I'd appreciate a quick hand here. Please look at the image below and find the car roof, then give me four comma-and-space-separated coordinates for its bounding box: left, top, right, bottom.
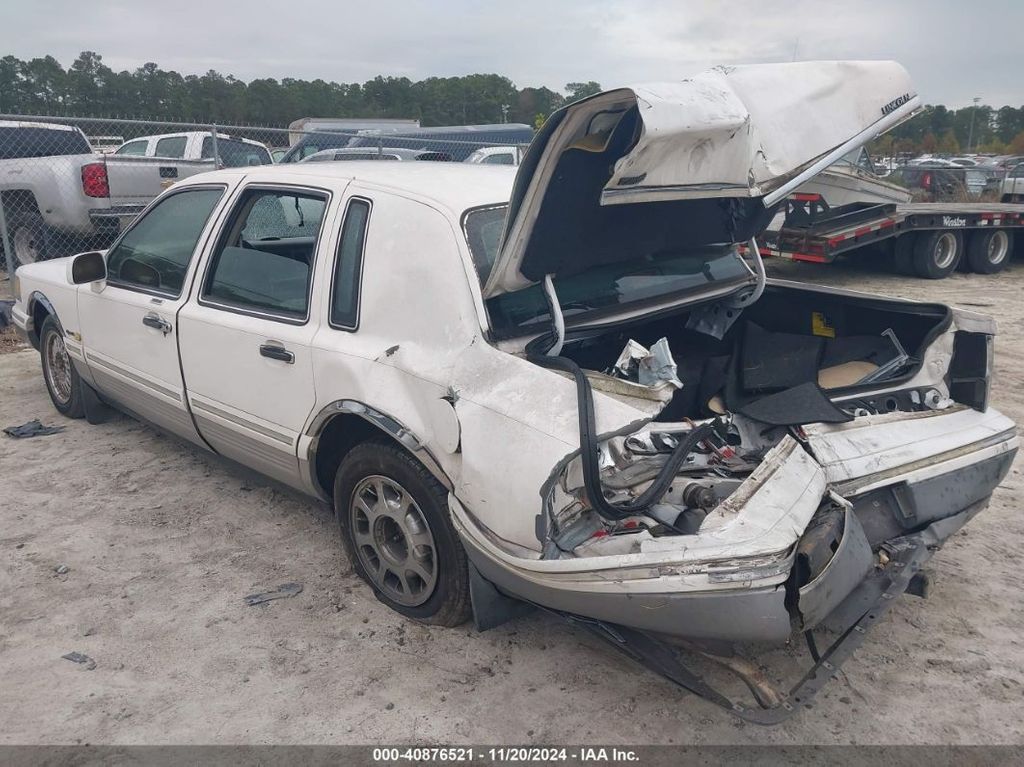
127, 131, 265, 145
304, 147, 441, 160
0, 120, 78, 132
190, 162, 516, 215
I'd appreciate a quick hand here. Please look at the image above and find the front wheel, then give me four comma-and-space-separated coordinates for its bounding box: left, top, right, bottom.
966, 229, 1014, 274
912, 230, 963, 279
334, 441, 471, 626
39, 315, 85, 418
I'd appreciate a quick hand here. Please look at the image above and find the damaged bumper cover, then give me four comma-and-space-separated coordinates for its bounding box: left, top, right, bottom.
450, 405, 1016, 720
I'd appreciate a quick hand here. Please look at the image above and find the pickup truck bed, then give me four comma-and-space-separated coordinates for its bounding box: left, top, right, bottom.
1, 121, 212, 267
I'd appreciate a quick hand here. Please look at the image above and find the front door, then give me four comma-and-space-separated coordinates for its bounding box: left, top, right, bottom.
176, 184, 333, 488
78, 185, 228, 445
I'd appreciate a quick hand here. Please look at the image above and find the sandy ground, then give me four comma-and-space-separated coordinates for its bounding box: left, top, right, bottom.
2, 255, 1024, 746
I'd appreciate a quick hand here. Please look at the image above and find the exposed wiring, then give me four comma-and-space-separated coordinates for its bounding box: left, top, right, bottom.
528, 301, 717, 522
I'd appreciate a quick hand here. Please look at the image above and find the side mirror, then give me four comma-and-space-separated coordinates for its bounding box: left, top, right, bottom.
69, 251, 106, 284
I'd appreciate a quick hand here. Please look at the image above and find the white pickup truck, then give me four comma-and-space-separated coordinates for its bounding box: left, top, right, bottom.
0, 121, 212, 268
113, 131, 273, 168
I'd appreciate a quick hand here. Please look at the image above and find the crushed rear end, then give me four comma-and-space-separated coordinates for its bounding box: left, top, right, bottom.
451, 61, 1017, 720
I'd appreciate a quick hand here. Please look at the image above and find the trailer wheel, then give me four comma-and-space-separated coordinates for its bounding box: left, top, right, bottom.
892, 234, 916, 275
966, 229, 1014, 274
912, 230, 963, 279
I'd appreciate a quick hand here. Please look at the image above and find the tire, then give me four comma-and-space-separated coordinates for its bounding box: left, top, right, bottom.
965, 229, 1014, 274
892, 233, 916, 275
8, 215, 49, 268
912, 229, 963, 279
334, 440, 471, 627
39, 315, 85, 419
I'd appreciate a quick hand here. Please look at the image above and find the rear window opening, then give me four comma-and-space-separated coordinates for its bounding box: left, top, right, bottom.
0, 126, 91, 159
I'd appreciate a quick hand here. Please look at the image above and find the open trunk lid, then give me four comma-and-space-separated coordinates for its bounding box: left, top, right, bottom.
483, 61, 920, 298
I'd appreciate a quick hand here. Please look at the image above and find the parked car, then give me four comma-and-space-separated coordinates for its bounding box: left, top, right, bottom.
300, 147, 452, 163
890, 163, 977, 200
278, 123, 535, 163
114, 131, 273, 168
464, 145, 527, 166
0, 121, 212, 268
998, 163, 1024, 202
10, 61, 1017, 720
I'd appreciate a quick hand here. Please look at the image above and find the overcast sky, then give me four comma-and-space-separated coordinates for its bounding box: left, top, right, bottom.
2, 0, 1020, 108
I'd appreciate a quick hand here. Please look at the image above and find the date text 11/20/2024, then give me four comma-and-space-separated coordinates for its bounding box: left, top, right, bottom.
372, 747, 641, 762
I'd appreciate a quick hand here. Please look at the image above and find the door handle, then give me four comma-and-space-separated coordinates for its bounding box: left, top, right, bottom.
142, 313, 172, 335
260, 343, 294, 364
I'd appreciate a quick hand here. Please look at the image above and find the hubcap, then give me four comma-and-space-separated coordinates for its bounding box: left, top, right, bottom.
987, 231, 1009, 264
934, 232, 957, 269
13, 226, 41, 265
44, 330, 73, 404
349, 475, 437, 607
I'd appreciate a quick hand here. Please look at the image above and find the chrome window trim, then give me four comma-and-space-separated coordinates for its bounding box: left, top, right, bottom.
102, 183, 229, 300
327, 195, 373, 332
197, 183, 333, 326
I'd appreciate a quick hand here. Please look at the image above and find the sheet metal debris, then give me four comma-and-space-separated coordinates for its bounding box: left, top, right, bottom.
61, 651, 96, 670
243, 582, 304, 606
610, 337, 682, 389
4, 420, 66, 439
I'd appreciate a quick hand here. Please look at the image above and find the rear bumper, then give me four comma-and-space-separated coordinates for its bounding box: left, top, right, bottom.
454, 433, 1016, 645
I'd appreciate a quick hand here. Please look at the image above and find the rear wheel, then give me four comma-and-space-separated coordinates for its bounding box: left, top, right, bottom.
8, 215, 49, 268
334, 441, 470, 626
912, 230, 963, 279
39, 315, 84, 418
966, 229, 1014, 274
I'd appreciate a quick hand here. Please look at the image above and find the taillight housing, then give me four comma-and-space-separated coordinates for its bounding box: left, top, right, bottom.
949, 331, 993, 412
81, 162, 110, 198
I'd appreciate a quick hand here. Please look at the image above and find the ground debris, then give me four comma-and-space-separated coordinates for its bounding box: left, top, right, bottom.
62, 652, 96, 670
244, 582, 304, 606
4, 420, 66, 439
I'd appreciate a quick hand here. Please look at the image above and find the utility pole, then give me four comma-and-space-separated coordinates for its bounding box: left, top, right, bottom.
967, 96, 981, 153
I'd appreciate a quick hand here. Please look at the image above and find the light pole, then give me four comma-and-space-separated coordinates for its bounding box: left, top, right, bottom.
967, 96, 981, 153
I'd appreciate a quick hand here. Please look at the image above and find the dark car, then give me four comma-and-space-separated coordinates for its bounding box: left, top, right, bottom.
891, 164, 972, 201
300, 147, 453, 163
279, 123, 534, 164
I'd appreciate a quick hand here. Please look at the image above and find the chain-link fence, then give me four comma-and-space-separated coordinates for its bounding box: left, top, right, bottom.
0, 113, 535, 294
3, 113, 1024, 298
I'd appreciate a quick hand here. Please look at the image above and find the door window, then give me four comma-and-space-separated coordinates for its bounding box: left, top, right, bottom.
106, 187, 225, 296
482, 151, 515, 165
202, 188, 328, 321
154, 136, 187, 158
115, 139, 148, 156
330, 198, 371, 329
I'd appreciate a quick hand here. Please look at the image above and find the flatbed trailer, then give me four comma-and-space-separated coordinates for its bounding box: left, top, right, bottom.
766, 195, 1024, 278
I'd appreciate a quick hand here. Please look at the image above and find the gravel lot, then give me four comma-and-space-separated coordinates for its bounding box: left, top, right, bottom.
2, 256, 1023, 746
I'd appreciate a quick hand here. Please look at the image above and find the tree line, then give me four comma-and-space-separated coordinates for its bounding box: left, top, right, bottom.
0, 51, 599, 131
1, 51, 1022, 155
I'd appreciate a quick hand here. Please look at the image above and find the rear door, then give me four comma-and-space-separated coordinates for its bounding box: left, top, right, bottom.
176, 182, 337, 488
78, 182, 231, 445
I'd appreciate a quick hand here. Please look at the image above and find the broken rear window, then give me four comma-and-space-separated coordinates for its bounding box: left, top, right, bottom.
463, 205, 753, 337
